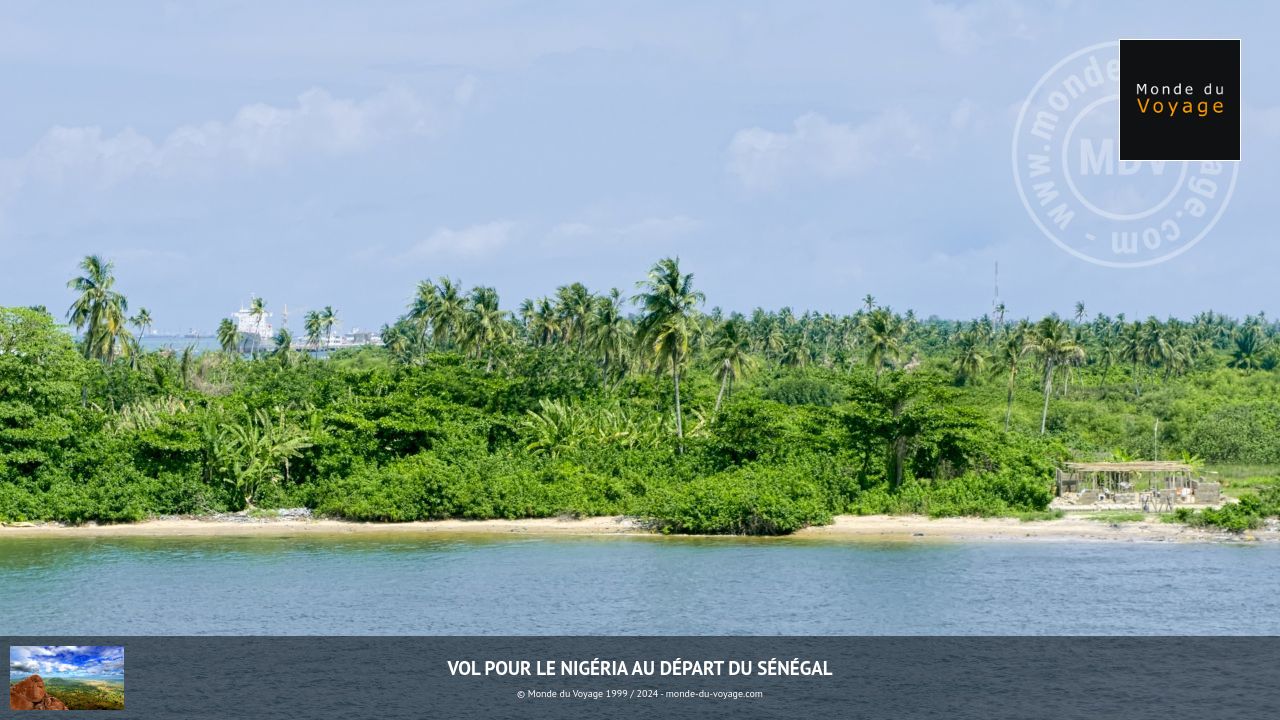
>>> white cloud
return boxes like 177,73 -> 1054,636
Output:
548,214 -> 699,244
3,86 -> 444,194
727,111 -> 926,191
926,1 -> 1041,55
405,221 -> 516,260
927,3 -> 983,55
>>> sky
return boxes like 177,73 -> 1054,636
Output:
0,1 -> 1277,334
9,646 -> 124,680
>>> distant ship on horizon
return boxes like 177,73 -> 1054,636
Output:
231,299 -> 380,350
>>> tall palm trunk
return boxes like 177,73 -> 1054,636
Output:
1039,359 -> 1055,434
672,354 -> 684,451
714,360 -> 730,414
1004,365 -> 1017,431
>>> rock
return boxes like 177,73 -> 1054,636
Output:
13,675 -> 45,702
10,675 -> 67,710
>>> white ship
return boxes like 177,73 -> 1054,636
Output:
233,300 -> 274,348
228,298 -> 381,351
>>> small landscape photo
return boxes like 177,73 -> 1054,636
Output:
9,646 -> 124,711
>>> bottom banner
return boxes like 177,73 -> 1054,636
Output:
5,637 -> 1278,719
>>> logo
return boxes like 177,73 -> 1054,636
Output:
1119,39 -> 1240,161
1012,41 -> 1238,268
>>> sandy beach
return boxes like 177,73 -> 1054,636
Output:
0,513 -> 1274,543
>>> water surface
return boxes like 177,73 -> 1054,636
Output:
1,535 -> 1276,635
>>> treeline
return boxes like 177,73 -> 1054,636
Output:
2,255 -> 1280,532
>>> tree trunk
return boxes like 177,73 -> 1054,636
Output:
713,361 -> 730,414
1004,366 -> 1016,431
1039,359 -> 1055,434
672,355 -> 684,451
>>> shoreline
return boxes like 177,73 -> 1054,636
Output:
0,513 -> 1274,543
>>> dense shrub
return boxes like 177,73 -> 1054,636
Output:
848,471 -> 1053,518
644,464 -> 833,535
1173,487 -> 1280,532
763,376 -> 847,407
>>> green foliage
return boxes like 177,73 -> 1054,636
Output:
38,678 -> 125,711
762,375 -> 846,407
1172,487 -> 1280,532
645,463 -> 833,535
11,258 -> 1280,536
0,308 -> 88,476
852,470 -> 1054,518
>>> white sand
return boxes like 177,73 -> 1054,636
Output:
1,513 -> 1272,542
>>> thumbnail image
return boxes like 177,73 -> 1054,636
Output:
9,646 -> 124,711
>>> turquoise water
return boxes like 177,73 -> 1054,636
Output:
1,535 -> 1277,635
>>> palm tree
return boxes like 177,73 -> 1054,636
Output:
1073,301 -> 1087,324
431,278 -> 466,348
217,318 -> 240,354
952,329 -> 988,385
1094,321 -> 1120,388
179,345 -> 194,389
462,286 -> 511,370
526,297 -> 559,346
66,254 -> 131,362
1025,316 -> 1084,434
555,282 -> 595,346
271,328 -> 296,366
709,318 -> 756,413
997,322 -> 1029,430
320,306 -> 338,348
1228,324 -> 1270,371
588,289 -> 629,379
130,307 -> 153,337
303,310 -> 324,351
1119,321 -> 1149,395
408,279 -> 437,345
633,257 -> 704,447
859,307 -> 906,382
248,297 -> 267,353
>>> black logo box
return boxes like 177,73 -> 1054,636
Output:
1119,39 -> 1240,161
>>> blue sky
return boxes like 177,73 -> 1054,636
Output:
0,1 -> 1276,333
9,646 -> 124,680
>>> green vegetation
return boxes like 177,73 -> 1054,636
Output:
1171,488 -> 1280,533
4,255 -> 1280,533
34,678 -> 125,711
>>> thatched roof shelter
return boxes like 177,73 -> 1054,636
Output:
1056,460 -> 1199,499
1063,461 -> 1192,473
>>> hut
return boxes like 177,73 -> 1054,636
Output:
1055,461 -> 1218,510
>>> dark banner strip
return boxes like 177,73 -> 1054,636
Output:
5,637 -> 1278,719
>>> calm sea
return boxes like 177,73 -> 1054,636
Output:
1,535 -> 1276,635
